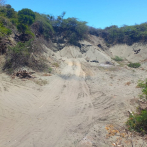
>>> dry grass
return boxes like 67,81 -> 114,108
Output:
125,82 -> 131,86
34,79 -> 48,86
105,124 -> 146,147
42,73 -> 51,76
53,63 -> 59,68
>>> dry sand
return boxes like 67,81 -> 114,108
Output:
0,40 -> 147,147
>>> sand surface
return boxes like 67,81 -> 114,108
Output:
0,40 -> 147,146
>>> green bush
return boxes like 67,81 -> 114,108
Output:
0,5 -> 17,19
34,13 -> 54,39
137,79 -> 147,88
137,79 -> 147,99
4,40 -> 33,72
126,110 -> 147,135
6,7 -> 16,18
0,23 -> 11,36
10,40 -> 32,54
112,56 -> 123,61
60,17 -> 88,45
4,39 -> 49,73
48,67 -> 52,73
17,8 -> 35,34
126,79 -> 147,135
18,8 -> 35,25
89,23 -> 147,46
128,62 -> 141,68
34,13 -> 88,44
10,18 -> 17,25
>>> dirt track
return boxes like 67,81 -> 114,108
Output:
0,58 -> 147,147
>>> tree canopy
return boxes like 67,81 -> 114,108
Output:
89,23 -> 147,46
17,8 -> 35,34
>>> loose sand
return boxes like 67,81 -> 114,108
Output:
0,40 -> 147,147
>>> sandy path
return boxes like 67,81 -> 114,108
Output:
0,59 -> 95,147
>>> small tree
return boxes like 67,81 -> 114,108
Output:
61,17 -> 88,45
128,62 -> 141,68
5,4 -> 11,8
17,8 -> 35,34
6,6 -> 16,18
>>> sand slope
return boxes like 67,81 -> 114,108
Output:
110,43 -> 147,63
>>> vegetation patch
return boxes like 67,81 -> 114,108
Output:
89,23 -> 147,45
126,79 -> 147,135
34,79 -> 48,86
0,23 -> 11,36
3,39 -> 49,73
48,67 -> 52,73
137,79 -> 147,99
53,62 -> 59,68
128,62 -> 141,68
112,56 -> 123,61
33,13 -> 54,39
32,12 -> 88,45
17,8 -> 35,34
126,109 -> 147,135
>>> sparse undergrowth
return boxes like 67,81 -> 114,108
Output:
48,67 -> 52,73
128,62 -> 141,68
3,39 -> 49,74
126,79 -> 147,135
137,79 -> 147,99
34,79 -> 48,86
105,124 -> 146,146
112,56 -> 123,61
126,109 -> 147,135
53,62 -> 59,68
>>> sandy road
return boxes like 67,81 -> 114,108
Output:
0,59 -> 95,147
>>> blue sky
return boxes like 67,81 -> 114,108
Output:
7,0 -> 147,29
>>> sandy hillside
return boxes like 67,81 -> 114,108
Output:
110,43 -> 147,69
0,39 -> 147,147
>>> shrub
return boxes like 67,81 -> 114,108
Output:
126,79 -> 147,135
3,39 -> 49,73
0,16 -> 13,36
4,40 -> 32,73
17,8 -> 35,34
112,56 -> 123,61
137,79 -> 147,99
33,13 -> 88,44
137,79 -> 147,88
128,62 -> 141,68
53,63 -> 59,68
34,79 -> 48,86
48,67 -> 52,73
10,18 -> 17,25
88,23 -> 147,46
33,13 -> 54,39
6,7 -> 16,18
0,5 -> 17,19
0,23 -> 11,36
60,17 -> 88,45
18,8 -> 35,24
126,110 -> 147,135
0,16 -> 14,28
